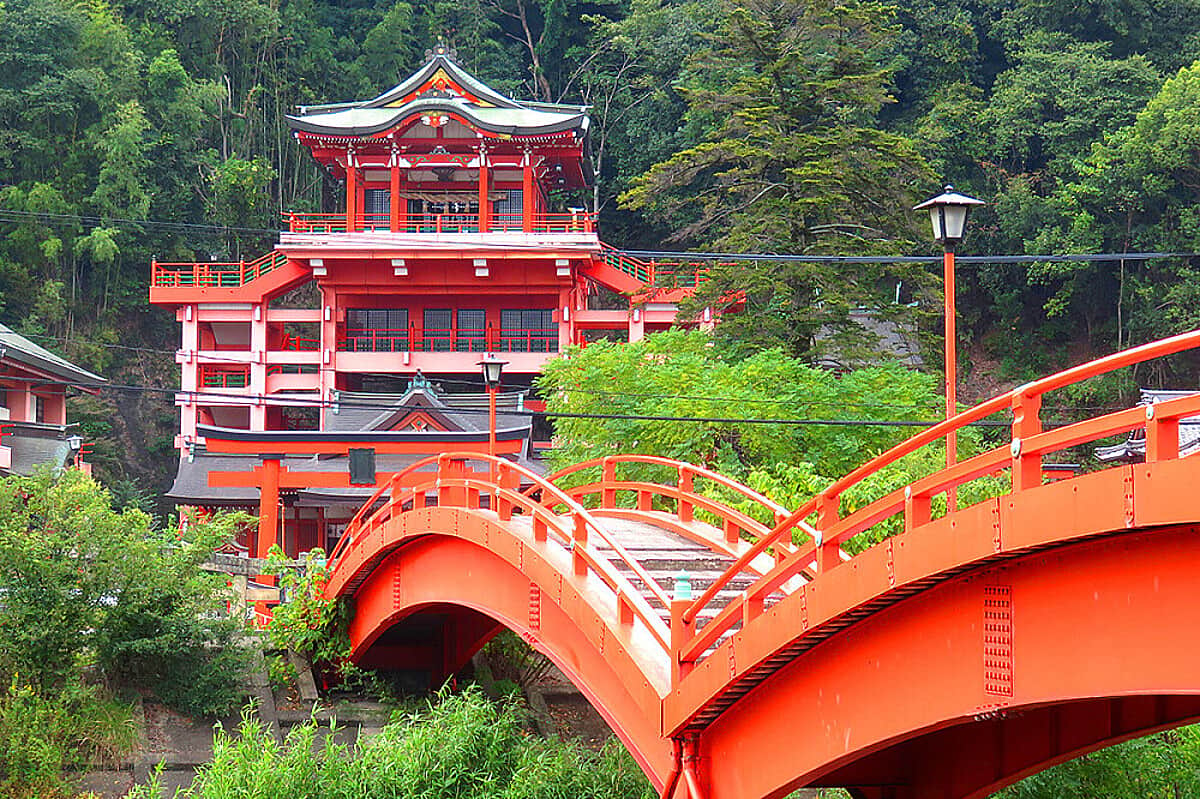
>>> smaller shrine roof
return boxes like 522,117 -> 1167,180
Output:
167,376 -> 544,506
1,422 -> 78,476
1094,389 -> 1200,463
0,323 -> 105,386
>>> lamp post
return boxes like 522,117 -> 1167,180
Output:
914,185 -> 984,511
478,353 -> 508,457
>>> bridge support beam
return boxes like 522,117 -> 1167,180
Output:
694,524 -> 1200,799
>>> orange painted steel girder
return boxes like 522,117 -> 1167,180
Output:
331,456 -> 1200,798
696,523 -> 1200,799
322,330 -> 1200,799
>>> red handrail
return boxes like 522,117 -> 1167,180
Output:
326,452 -> 673,652
546,454 -> 811,558
287,211 -> 597,235
339,324 -> 558,354
674,329 -> 1200,665
152,251 -> 288,289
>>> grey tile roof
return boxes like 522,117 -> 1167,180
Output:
325,387 -> 533,434
0,324 -> 105,385
170,384 -> 542,506
2,422 -> 74,475
1094,389 -> 1200,462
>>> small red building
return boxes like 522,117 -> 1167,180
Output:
151,46 -> 701,556
0,323 -> 104,475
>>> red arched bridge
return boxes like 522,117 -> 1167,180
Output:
323,332 -> 1200,799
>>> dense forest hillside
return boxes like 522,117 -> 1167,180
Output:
1,0 -> 1200,499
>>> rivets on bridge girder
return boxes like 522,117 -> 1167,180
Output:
1010,438 -> 1022,458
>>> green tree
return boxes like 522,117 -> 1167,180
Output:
538,329 -> 943,481
621,0 -> 934,357
0,469 -> 250,715
997,726 -> 1200,798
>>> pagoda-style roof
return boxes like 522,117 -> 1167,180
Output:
167,379 -> 543,506
288,47 -> 589,140
1095,389 -> 1200,463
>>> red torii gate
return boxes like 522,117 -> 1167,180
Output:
202,429 -> 525,567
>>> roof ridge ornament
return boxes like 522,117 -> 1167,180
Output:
424,38 -> 459,65
409,370 -> 435,392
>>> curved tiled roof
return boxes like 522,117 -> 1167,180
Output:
0,323 -> 105,385
287,54 -> 588,139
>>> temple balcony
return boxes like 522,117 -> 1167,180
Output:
286,210 -> 596,236
279,210 -> 600,258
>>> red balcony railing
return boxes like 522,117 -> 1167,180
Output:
597,244 -> 715,290
152,251 -> 289,289
280,333 -> 320,351
200,365 -> 249,388
286,211 -> 595,235
339,324 -> 557,354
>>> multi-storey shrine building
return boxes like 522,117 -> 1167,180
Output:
151,46 -> 700,560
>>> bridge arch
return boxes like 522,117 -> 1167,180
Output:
331,501 -> 676,789
320,331 -> 1200,799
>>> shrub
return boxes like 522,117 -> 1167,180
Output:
0,470 -> 250,715
128,687 -> 655,799
0,681 -> 135,799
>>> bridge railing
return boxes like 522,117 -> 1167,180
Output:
327,452 -> 673,653
677,329 -> 1200,666
546,454 -> 824,570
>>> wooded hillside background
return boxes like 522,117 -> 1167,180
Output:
2,0 -> 1200,502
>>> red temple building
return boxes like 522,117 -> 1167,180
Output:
151,45 -> 703,559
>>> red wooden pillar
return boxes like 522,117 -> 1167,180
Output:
357,179 -> 365,230
257,456 -> 281,586
390,163 -> 401,232
522,153 -> 534,232
478,151 -> 490,232
345,163 -> 358,231
398,172 -> 408,229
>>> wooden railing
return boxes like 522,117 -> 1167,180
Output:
339,324 -> 557,354
326,453 -> 673,653
286,211 -> 596,235
199,365 -> 249,388
152,251 -> 289,289
596,244 -> 715,290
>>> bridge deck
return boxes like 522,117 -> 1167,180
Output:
590,515 -> 786,647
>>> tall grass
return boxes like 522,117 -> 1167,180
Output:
131,687 -> 654,799
0,681 -> 136,799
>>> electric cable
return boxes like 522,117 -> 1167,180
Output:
0,207 -> 1193,266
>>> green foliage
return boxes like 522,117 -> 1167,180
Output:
0,470 -> 250,715
623,0 -> 931,253
0,681 -> 137,799
127,687 -> 654,799
537,330 -> 1009,546
265,547 -> 350,666
996,725 -> 1200,798
539,330 -> 943,480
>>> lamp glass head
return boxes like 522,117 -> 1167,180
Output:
914,185 -> 985,244
478,354 -> 508,387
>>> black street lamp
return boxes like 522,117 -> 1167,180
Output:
478,353 -> 508,456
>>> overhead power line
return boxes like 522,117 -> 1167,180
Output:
623,250 -> 1193,265
0,207 -> 1193,266
74,378 -> 1011,429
